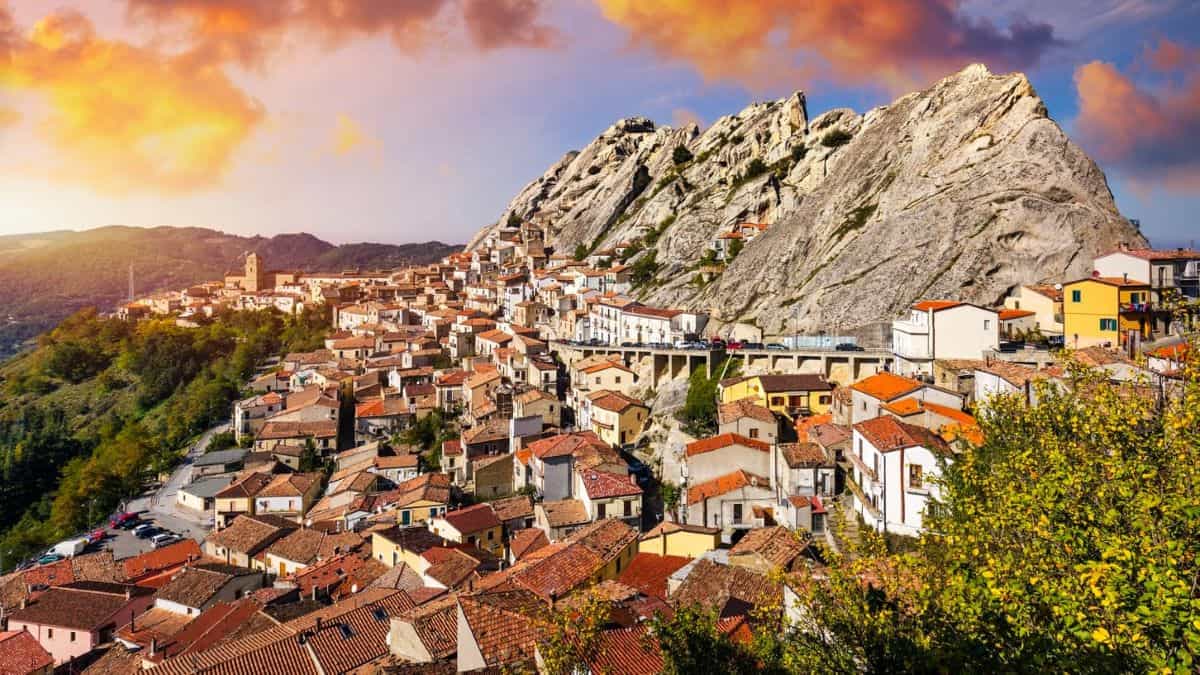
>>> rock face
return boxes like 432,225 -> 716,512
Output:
471,64 -> 1146,339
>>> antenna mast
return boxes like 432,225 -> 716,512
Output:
128,263 -> 135,301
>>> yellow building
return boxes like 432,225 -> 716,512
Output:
588,390 -> 648,447
719,374 -> 835,418
637,521 -> 721,558
1063,276 -> 1153,348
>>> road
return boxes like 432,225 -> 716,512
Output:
108,423 -> 228,560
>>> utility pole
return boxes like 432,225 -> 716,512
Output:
128,263 -> 135,302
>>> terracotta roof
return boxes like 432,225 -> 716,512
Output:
587,624 -> 664,674
580,360 -> 634,375
0,630 -> 53,673
998,308 -> 1036,320
1025,284 -> 1064,301
424,549 -> 487,589
508,528 -> 549,561
441,503 -> 501,535
373,526 -> 452,555
729,526 -> 807,569
1067,275 -> 1149,287
375,454 -> 420,469
114,606 -> 192,648
215,472 -> 274,500
717,398 -> 776,425
441,439 -> 463,456
205,514 -> 297,556
850,371 -> 924,401
155,566 -> 241,609
289,553 -> 386,602
578,469 -> 642,499
8,582 -> 151,630
1148,342 -> 1189,360
1103,247 -> 1200,260
122,539 -> 202,581
490,495 -> 534,522
778,442 -> 831,468
266,529 -> 361,565
462,418 -> 509,445
457,589 -> 547,668
393,594 -> 459,660
528,431 -> 608,460
258,472 -> 321,498
809,422 -> 852,448
975,361 -> 1057,388
919,401 -> 977,426
588,390 -> 646,413
538,499 -> 591,528
617,553 -> 691,600
640,521 -> 720,539
912,300 -> 962,311
853,416 -> 951,454
754,374 -> 834,392
566,519 -> 638,561
79,643 -> 142,674
881,397 -> 923,416
685,433 -> 770,457
257,420 -> 338,440
672,558 -> 781,615
687,470 -> 769,505
476,329 -> 514,343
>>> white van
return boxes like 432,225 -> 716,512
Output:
50,538 -> 87,558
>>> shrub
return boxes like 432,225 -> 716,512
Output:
572,243 -> 589,261
730,134 -> 744,145
672,145 -> 694,165
743,158 -> 768,180
791,144 -> 808,161
822,129 -> 853,147
727,238 -> 744,259
630,251 -> 660,288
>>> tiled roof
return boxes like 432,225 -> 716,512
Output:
290,553 -> 387,602
441,439 -> 463,456
0,630 -> 53,673
1067,275 -> 1149,287
1107,247 -> 1200,260
8,582 -> 151,630
778,442 -> 831,468
685,433 -> 770,457
458,589 -> 547,668
853,416 -> 951,454
441,503 -> 501,535
809,422 -> 852,448
373,526 -> 452,555
258,472 -> 321,498
155,567 -> 238,609
508,528 -> 549,561
640,521 -> 720,539
509,544 -> 604,600
912,300 -> 962,311
528,431 -> 608,460
394,594 -> 459,660
717,398 -> 775,424
687,470 -> 769,505
215,472 -> 274,500
850,371 -> 924,402
424,549 -> 485,589
729,526 -> 807,569
617,553 -> 691,600
462,419 -> 509,444
538,499 -> 591,528
672,558 -> 781,615
566,519 -> 638,561
998,308 -> 1036,320
580,361 -> 634,374
881,397 -> 923,416
123,539 -> 202,580
257,420 -> 338,440
578,469 -> 642,499
975,361 -> 1056,388
588,390 -> 646,413
754,374 -> 834,392
1025,284 -> 1064,301
115,606 -> 192,648
205,514 -> 297,556
586,624 -> 664,674
490,495 -> 534,522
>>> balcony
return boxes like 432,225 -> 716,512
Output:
891,319 -> 928,336
1119,301 -> 1155,313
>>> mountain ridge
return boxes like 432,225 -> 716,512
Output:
471,64 -> 1146,339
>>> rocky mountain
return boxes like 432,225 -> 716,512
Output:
471,64 -> 1146,339
0,226 -> 460,357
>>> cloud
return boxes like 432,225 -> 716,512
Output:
671,107 -> 704,129
594,0 -> 1060,92
0,107 -> 19,127
124,0 -> 559,69
1143,37 -> 1200,72
0,6 -> 264,193
328,114 -> 381,157
1074,48 -> 1200,191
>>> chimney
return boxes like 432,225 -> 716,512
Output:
150,638 -> 158,657
125,586 -> 132,601
1123,272 -> 1129,283
316,617 -> 324,632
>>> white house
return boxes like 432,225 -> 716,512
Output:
848,416 -> 951,536
891,301 -> 999,377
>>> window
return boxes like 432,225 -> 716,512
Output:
1129,292 -> 1140,303
594,377 -> 601,385
47,629 -> 53,639
749,428 -> 759,439
983,319 -> 990,330
598,503 -> 607,519
70,631 -> 76,642
487,530 -> 494,540
1071,289 -> 1082,302
1100,318 -> 1118,331
615,376 -> 621,384
819,395 -> 831,405
624,500 -> 632,517
732,503 -> 743,523
909,464 -> 924,489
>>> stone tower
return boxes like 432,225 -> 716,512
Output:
244,252 -> 265,292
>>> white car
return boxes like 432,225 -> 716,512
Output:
150,533 -> 180,549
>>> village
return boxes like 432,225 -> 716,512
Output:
0,220 -> 1196,674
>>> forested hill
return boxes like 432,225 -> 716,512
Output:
0,305 -> 330,568
0,226 -> 460,358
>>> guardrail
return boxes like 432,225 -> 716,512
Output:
549,339 -> 892,355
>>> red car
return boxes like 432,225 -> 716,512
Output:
87,529 -> 106,545
726,341 -> 744,350
109,512 -> 138,529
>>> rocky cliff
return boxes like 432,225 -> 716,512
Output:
471,64 -> 1146,339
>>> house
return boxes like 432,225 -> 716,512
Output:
685,433 -> 771,485
471,453 -> 514,499
775,442 -> 835,500
974,362 -> 1062,407
152,564 -> 264,617
1063,275 -> 1158,349
512,388 -> 560,428
439,439 -> 465,484
233,392 -> 283,442
891,300 -> 1000,377
617,553 -> 693,600
0,630 -> 53,675
428,503 -> 504,557
728,526 -> 809,574
684,469 -> 774,536
849,416 -> 952,536
849,371 -> 963,425
491,495 -> 536,532
534,499 -> 592,540
254,420 -> 339,460
718,374 -> 835,418
587,390 -> 648,447
121,540 -> 203,587
717,398 -> 781,444
370,525 -> 453,569
213,472 -> 275,529
637,522 -> 721,559
253,472 -> 323,522
1003,285 -> 1064,335
353,398 -> 410,444
372,453 -> 421,484
203,514 -> 297,567
386,594 -> 459,664
5,582 -> 155,665
575,468 -> 642,527
460,418 -> 510,459
998,308 -> 1037,339
507,528 -> 550,564
527,432 -> 618,501
455,588 -> 547,672
258,528 -> 363,577
1093,247 -> 1200,300
191,448 -> 247,477
371,472 -> 451,527
175,475 -> 235,513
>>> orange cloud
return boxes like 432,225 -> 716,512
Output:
329,114 -> 381,157
671,107 -> 704,129
0,6 -> 263,193
125,0 -> 559,69
1074,54 -> 1200,191
0,107 -> 19,127
1143,37 -> 1200,73
595,0 -> 1059,92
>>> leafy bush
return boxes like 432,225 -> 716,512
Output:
791,144 -> 808,161
630,250 -> 660,288
727,238 -> 744,259
680,357 -> 739,436
743,158 -> 768,180
572,243 -> 589,261
730,134 -> 744,145
822,129 -> 853,147
672,145 -> 694,165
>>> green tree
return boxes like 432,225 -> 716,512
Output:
298,437 -> 321,472
680,357 -> 738,436
727,238 -> 744,260
630,251 -> 660,288
652,604 -> 757,674
672,145 -> 694,165
822,129 -> 852,147
573,243 -> 589,261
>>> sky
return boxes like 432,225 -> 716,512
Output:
0,0 -> 1197,247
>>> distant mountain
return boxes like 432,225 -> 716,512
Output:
0,226 -> 460,357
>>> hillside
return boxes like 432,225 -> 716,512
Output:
471,64 -> 1146,340
0,226 -> 460,357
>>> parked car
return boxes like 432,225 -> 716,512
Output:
620,341 -> 636,347
835,343 -> 865,352
110,512 -> 139,529
151,533 -> 181,549
87,529 -> 106,546
742,342 -> 765,350
708,338 -> 726,350
133,524 -> 159,539
50,538 -> 87,559
36,553 -> 64,566
726,341 -> 744,350
766,343 -> 787,351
